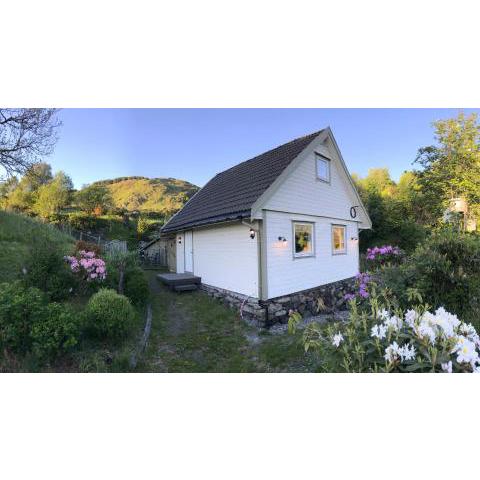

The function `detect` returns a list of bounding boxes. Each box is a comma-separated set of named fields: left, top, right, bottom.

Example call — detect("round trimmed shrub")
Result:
left=85, top=288, right=136, bottom=340
left=124, top=267, right=149, bottom=306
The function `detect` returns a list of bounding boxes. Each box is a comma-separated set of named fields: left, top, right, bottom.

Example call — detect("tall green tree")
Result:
left=415, top=112, right=480, bottom=222
left=353, top=168, right=426, bottom=251
left=75, top=183, right=113, bottom=215
left=33, top=171, right=73, bottom=219
left=2, top=162, right=54, bottom=212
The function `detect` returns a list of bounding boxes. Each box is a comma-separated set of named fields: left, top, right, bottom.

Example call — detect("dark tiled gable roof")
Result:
left=161, top=129, right=324, bottom=233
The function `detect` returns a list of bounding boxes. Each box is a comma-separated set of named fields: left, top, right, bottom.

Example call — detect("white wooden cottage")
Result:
left=161, top=128, right=371, bottom=301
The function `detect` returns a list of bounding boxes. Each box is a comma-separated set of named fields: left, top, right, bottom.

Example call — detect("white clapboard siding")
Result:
left=192, top=223, right=259, bottom=298
left=264, top=210, right=359, bottom=299
left=262, top=141, right=366, bottom=225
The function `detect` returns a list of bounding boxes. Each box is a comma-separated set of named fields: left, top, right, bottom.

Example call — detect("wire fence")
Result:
left=54, top=223, right=127, bottom=254
left=139, top=246, right=168, bottom=269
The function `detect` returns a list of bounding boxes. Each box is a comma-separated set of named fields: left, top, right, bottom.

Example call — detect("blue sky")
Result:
left=49, top=109, right=480, bottom=189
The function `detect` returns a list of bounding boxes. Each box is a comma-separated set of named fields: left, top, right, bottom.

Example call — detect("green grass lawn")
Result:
left=135, top=271, right=320, bottom=373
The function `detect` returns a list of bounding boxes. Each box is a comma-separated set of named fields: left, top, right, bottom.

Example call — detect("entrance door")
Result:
left=184, top=230, right=193, bottom=272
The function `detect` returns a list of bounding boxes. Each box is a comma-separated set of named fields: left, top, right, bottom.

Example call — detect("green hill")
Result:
left=0, top=211, right=74, bottom=283
left=93, top=176, right=199, bottom=215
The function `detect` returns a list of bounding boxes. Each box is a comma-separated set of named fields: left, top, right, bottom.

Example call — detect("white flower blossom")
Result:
left=332, top=333, right=344, bottom=348
left=378, top=309, right=390, bottom=321
left=455, top=338, right=479, bottom=365
left=441, top=361, right=453, bottom=373
left=384, top=342, right=400, bottom=363
left=384, top=315, right=402, bottom=332
left=416, top=322, right=437, bottom=345
left=404, top=309, right=417, bottom=327
left=459, top=323, right=480, bottom=347
left=371, top=324, right=387, bottom=340
left=433, top=307, right=460, bottom=338
left=398, top=344, right=416, bottom=362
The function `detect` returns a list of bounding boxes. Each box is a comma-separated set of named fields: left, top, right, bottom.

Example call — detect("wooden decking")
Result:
left=156, top=273, right=202, bottom=292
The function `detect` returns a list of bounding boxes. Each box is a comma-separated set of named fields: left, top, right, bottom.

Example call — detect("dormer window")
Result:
left=316, top=153, right=331, bottom=183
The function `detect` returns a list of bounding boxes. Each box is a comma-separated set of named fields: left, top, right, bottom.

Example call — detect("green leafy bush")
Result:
left=0, top=282, right=80, bottom=361
left=0, top=282, right=46, bottom=355
left=24, top=237, right=76, bottom=301
left=67, top=211, right=96, bottom=230
left=84, top=288, right=136, bottom=340
left=30, top=303, right=80, bottom=361
left=123, top=267, right=149, bottom=306
left=379, top=230, right=480, bottom=320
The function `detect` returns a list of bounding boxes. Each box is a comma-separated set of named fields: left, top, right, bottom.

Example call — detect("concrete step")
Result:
left=173, top=284, right=198, bottom=292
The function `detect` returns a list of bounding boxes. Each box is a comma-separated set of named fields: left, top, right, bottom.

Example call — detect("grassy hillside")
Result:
left=93, top=176, right=199, bottom=214
left=0, top=211, right=74, bottom=283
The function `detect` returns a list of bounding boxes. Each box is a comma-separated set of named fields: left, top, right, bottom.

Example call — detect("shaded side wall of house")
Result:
left=175, top=222, right=259, bottom=297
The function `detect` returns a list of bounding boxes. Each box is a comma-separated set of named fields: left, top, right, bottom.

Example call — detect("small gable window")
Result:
left=293, top=222, right=314, bottom=257
left=316, top=154, right=331, bottom=183
left=332, top=225, right=346, bottom=255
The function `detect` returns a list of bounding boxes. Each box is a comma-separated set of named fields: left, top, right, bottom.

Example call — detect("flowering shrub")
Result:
left=344, top=272, right=373, bottom=302
left=297, top=299, right=480, bottom=373
left=75, top=240, right=102, bottom=257
left=65, top=250, right=107, bottom=282
left=365, top=245, right=403, bottom=269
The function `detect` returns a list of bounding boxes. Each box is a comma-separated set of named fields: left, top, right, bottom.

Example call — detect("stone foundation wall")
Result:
left=201, top=277, right=355, bottom=328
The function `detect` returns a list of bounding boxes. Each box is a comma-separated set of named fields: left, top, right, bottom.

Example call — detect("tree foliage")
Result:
left=75, top=184, right=113, bottom=215
left=0, top=109, right=61, bottom=178
left=415, top=112, right=480, bottom=220
left=33, top=171, right=73, bottom=219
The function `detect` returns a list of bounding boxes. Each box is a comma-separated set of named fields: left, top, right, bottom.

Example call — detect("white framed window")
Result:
left=293, top=222, right=315, bottom=257
left=332, top=225, right=346, bottom=255
left=316, top=153, right=331, bottom=183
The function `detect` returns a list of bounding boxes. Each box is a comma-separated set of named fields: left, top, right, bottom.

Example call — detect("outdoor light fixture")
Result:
left=178, top=236, right=182, bottom=244
left=350, top=236, right=358, bottom=242
left=250, top=228, right=256, bottom=239
left=278, top=236, right=287, bottom=242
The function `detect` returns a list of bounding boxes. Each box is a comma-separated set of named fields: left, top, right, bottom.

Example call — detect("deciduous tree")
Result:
left=0, top=109, right=61, bottom=178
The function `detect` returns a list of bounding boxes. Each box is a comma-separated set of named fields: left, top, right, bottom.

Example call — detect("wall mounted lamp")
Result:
left=278, top=236, right=287, bottom=242
left=249, top=228, right=256, bottom=239
left=350, top=237, right=358, bottom=242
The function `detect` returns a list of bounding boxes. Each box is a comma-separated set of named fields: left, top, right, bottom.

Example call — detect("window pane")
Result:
left=294, top=224, right=313, bottom=255
left=333, top=226, right=345, bottom=252
left=317, top=157, right=330, bottom=181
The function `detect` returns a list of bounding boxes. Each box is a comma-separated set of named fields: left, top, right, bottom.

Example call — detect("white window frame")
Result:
left=315, top=153, right=331, bottom=183
left=292, top=221, right=315, bottom=258
left=332, top=224, right=347, bottom=255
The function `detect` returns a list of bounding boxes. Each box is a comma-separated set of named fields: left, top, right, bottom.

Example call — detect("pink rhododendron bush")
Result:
left=365, top=244, right=403, bottom=269
left=64, top=250, right=107, bottom=287
left=291, top=300, right=480, bottom=372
